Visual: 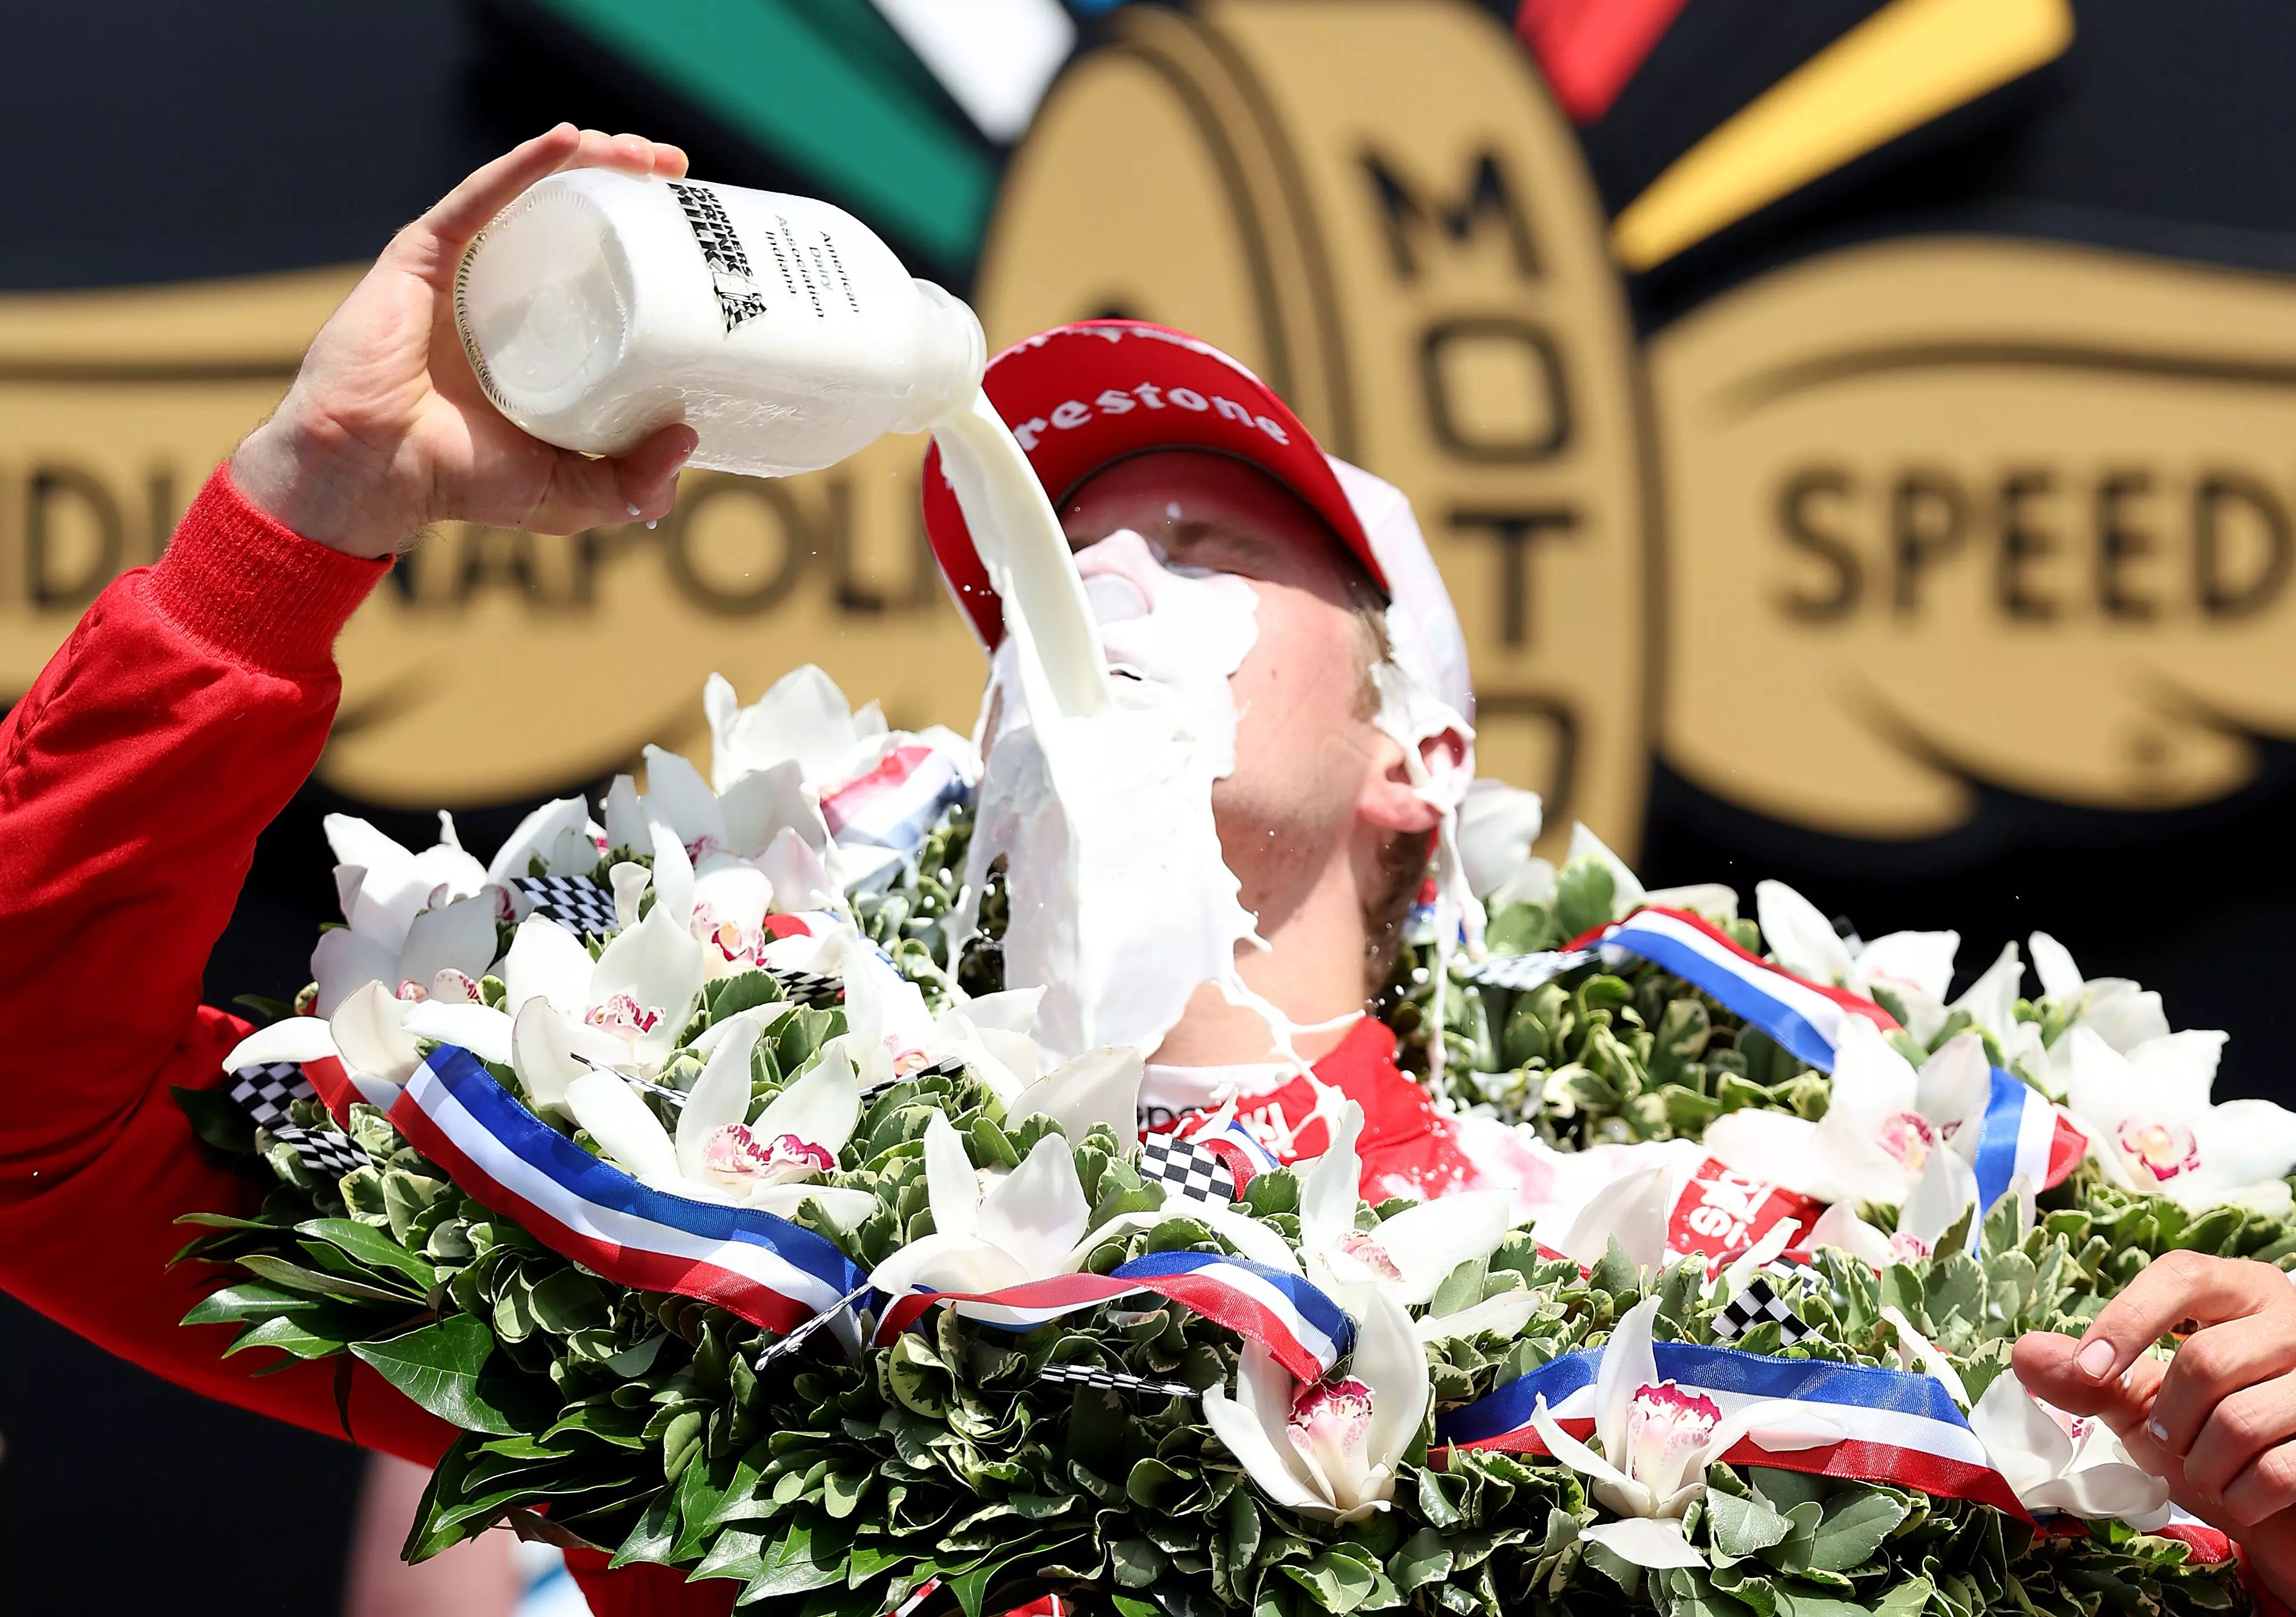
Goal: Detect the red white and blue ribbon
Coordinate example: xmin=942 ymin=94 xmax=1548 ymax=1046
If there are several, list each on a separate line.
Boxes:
xmin=823 ymin=745 xmax=968 ymax=858
xmin=1437 ymin=1335 xmax=2024 ymax=1515
xmin=386 ymin=1046 xmax=866 ymax=1335
xmin=874 ymin=1249 xmax=1354 ymax=1384
xmin=1185 ymin=1117 xmax=1282 ymax=1191
xmin=1970 ymin=1065 xmax=2086 ymax=1212
xmin=1578 ymin=907 xmax=1901 ymax=1073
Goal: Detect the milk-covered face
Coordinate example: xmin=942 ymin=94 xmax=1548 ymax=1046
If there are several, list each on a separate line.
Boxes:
xmin=1058 ymin=452 xmax=1412 ymax=925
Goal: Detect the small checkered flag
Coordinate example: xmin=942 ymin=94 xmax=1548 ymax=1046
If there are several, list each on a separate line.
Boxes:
xmin=1037 ymin=1361 xmax=1197 ymax=1399
xmin=1711 ymin=1275 xmax=1812 ymax=1346
xmin=767 ymin=967 xmax=847 ymax=1010
xmin=514 ymin=874 xmax=621 ymax=938
xmin=229 ymin=1061 xmax=315 ymax=1131
xmin=269 ymin=1122 xmax=372 ymax=1178
xmin=1461 ymin=949 xmax=1595 ymax=992
xmin=1139 ymin=1131 xmax=1238 ymax=1206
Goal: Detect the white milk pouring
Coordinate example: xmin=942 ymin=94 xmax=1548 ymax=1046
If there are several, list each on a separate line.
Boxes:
xmin=454 ymin=170 xmax=983 ymax=476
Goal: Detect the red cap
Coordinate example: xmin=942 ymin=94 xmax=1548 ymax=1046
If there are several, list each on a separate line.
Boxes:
xmin=921 ymin=319 xmax=1384 ymax=648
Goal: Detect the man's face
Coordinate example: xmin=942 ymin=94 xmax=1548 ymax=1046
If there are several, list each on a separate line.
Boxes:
xmin=1058 ymin=450 xmax=1387 ymax=915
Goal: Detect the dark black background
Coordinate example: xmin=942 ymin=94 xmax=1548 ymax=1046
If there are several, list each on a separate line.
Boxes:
xmin=5 ymin=1 xmax=2293 ymax=1610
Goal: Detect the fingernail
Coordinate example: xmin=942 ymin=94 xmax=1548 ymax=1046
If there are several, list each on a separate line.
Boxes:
xmin=2147 ymin=1417 xmax=2169 ymax=1442
xmin=2078 ymin=1339 xmax=2118 ymax=1379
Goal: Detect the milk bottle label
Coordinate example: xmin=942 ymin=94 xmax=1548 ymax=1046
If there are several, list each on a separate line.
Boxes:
xmin=667 ymin=182 xmax=771 ymax=332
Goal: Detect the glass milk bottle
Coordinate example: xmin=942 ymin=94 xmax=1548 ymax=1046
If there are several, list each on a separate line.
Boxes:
xmin=453 ymin=169 xmax=985 ymax=476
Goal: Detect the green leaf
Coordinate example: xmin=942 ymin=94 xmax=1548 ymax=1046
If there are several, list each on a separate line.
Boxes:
xmin=1555 ymin=856 xmax=1618 ymax=940
xmin=183 ymin=1282 xmax=325 ymax=1325
xmin=1874 ymin=1578 xmax=1933 ymax=1617
xmin=741 ymin=1517 xmax=856 ymax=1601
xmin=527 ymin=1269 xmax=611 ymax=1335
xmin=173 ymin=1085 xmax=256 ymax=1153
xmin=1391 ymin=1527 xmax=1453 ymax=1593
xmin=1284 ymin=1549 xmax=1379 ymax=1614
xmin=238 ymin=1253 xmax=417 ymax=1305
xmin=1708 ymin=1491 xmax=1792 ymax=1559
xmin=1808 ymin=1491 xmax=1908 ymax=1573
xmin=295 ymin=1218 xmax=439 ymax=1289
xmin=350 ymin=1316 xmax=541 ymax=1435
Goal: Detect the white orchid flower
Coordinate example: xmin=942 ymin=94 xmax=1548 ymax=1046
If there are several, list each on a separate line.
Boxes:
xmin=563 ymin=1020 xmax=875 ymax=1230
xmin=1966 ymin=1372 xmax=2170 ymax=1527
xmin=1949 ymin=941 xmax=2025 ymax=1043
xmin=1806 ymin=1134 xmax=1987 ymax=1267
xmin=867 ymin=1113 xmax=1103 ymax=1309
xmin=1535 ymin=1161 xmax=1675 ymax=1275
xmin=704 ymin=667 xmax=895 ymax=795
xmin=1297 ymin=1104 xmax=1515 ymax=1314
xmin=1457 ymin=780 xmax=1546 ymax=905
xmin=497 ymin=826 xmax=707 ymax=1077
xmin=2061 ymin=1027 xmax=2296 ymax=1215
xmin=1705 ymin=1025 xmax=1993 ymax=1207
xmin=487 ymin=796 xmax=603 ymax=890
xmin=311 ymin=813 xmax=503 ymax=1016
xmin=1755 ymin=881 xmax=1960 ymax=1042
xmin=2029 ymin=933 xmax=2170 ymax=1052
xmin=1568 ymin=824 xmax=1738 ymax=927
xmin=1203 ymin=1287 xmax=1430 ymax=1523
xmin=1530 ymin=1297 xmax=1844 ymax=1568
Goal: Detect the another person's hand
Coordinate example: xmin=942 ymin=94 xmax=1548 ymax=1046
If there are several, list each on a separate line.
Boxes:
xmin=231 ymin=124 xmax=700 ymax=558
xmin=2014 ymin=1249 xmax=2296 ymax=1602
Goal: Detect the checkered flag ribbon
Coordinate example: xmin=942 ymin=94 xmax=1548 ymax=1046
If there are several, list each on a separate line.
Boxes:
xmin=1461 ymin=949 xmax=1595 ymax=992
xmin=228 ymin=1061 xmax=315 ymax=1131
xmin=1711 ymin=1275 xmax=1812 ymax=1346
xmin=1138 ymin=1131 xmax=1238 ymax=1206
xmin=514 ymin=874 xmax=621 ymax=938
xmin=767 ymin=967 xmax=847 ymax=1010
xmin=1037 ymin=1361 xmax=1197 ymax=1400
xmin=269 ymin=1122 xmax=372 ymax=1179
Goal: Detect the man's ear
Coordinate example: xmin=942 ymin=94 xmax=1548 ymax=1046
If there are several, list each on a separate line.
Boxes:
xmin=1357 ymin=728 xmax=1467 ymax=834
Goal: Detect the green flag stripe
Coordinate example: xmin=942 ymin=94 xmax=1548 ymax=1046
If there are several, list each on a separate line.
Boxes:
xmin=528 ymin=0 xmax=996 ymax=264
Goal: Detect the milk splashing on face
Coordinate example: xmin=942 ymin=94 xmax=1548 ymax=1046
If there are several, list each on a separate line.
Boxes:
xmin=931 ymin=394 xmax=1328 ymax=1089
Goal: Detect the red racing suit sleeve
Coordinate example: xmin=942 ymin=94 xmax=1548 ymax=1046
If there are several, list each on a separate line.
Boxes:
xmin=0 ymin=464 xmax=453 ymax=1467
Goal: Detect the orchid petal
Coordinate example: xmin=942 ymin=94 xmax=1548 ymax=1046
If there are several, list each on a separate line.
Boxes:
xmin=922 ymin=1111 xmax=982 ymax=1240
xmin=676 ymin=1019 xmax=762 ymax=1181
xmin=693 ymin=855 xmax=773 ymax=933
xmin=1755 ymin=880 xmax=1856 ymax=986
xmin=1700 ymin=1109 xmax=1828 ymax=1200
xmin=397 ymin=894 xmax=499 ymax=991
xmin=2028 ymin=931 xmax=2086 ymax=1006
xmin=978 ymin=1134 xmax=1092 ymax=1278
xmin=641 ymin=746 xmax=727 ymax=859
xmin=1457 ymin=779 xmax=1544 ymax=900
xmin=486 ymin=796 xmax=592 ymax=886
xmin=400 ymin=1000 xmax=514 ymax=1067
xmin=710 ymin=666 xmax=870 ymax=789
xmin=311 ymin=926 xmax=400 ymax=1018
xmin=587 ymin=903 xmax=707 ymax=1069
xmin=1417 ymin=1287 xmax=1540 ymax=1343
xmin=1857 ymin=928 xmax=1961 ymax=1006
xmin=222 ymin=1017 xmax=339 ymax=1073
xmin=609 ymin=863 xmax=651 ymax=933
xmin=1900 ymin=1138 xmax=1979 ymax=1252
xmin=1298 ymin=1102 xmax=1367 ymax=1255
xmin=1364 ymin=1190 xmax=1511 ymax=1305
xmin=1951 ymin=941 xmax=2024 ymax=1037
xmin=2024 ymin=1463 xmax=2173 ymax=1524
xmin=1916 ymin=1034 xmax=1992 ymax=1136
xmin=330 ymin=982 xmax=423 ymax=1083
xmin=1807 ymin=1202 xmax=1895 ymax=1269
xmin=1879 ymin=1305 xmax=1969 ymax=1408
xmin=646 ymin=819 xmax=697 ymax=933
xmin=839 ymin=934 xmax=933 ymax=1072
xmin=963 ymin=986 xmax=1047 ymax=1035
xmin=603 ymin=775 xmax=647 ymax=852
xmin=1968 ymin=1369 xmax=2075 ymax=1488
xmin=2081 ymin=983 xmax=2170 ymax=1052
xmin=751 ymin=1047 xmax=862 ymax=1159
xmin=1595 ymin=1297 xmax=1662 ymax=1464
xmin=1205 ymin=1345 xmax=1330 ymax=1515
xmin=501 ymin=917 xmax=594 ymax=1019
xmin=718 ymin=760 xmax=827 ymax=857
xmin=1715 ymin=1214 xmax=1802 ymax=1302
xmin=1642 ymin=883 xmax=1738 ymax=926
xmin=1710 ymin=1399 xmax=1846 ymax=1458
xmin=759 ymin=828 xmax=838 ymax=913
xmin=1580 ymin=1516 xmax=1706 ymax=1570
xmin=867 ymin=1231 xmax=1030 ymax=1300
xmin=1009 ymin=1046 xmax=1143 ymax=1146
xmin=1529 ymin=1395 xmax=1635 ymax=1494
xmin=566 ymin=1071 xmax=678 ymax=1182
xmin=509 ymin=999 xmax=598 ymax=1116
xmin=1551 ymin=1165 xmax=1670 ymax=1274
xmin=1353 ymin=1287 xmax=1433 ymax=1476
xmin=690 ymin=1006 xmax=789 ymax=1056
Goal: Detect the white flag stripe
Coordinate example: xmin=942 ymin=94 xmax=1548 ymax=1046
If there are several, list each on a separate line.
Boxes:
xmin=408 ymin=1068 xmax=848 ymax=1314
xmin=1486 ymin=1377 xmax=1992 ymax=1469
xmin=1614 ymin=911 xmax=1853 ymax=1048
xmin=2014 ymin=1092 xmax=2057 ymax=1189
xmin=1184 ymin=1260 xmax=1341 ymax=1369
